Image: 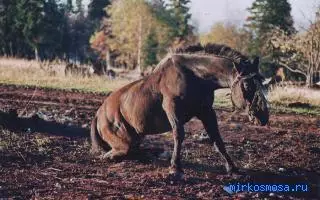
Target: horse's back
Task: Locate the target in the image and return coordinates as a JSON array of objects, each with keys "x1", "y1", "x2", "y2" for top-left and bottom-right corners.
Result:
[{"x1": 101, "y1": 77, "x2": 171, "y2": 135}]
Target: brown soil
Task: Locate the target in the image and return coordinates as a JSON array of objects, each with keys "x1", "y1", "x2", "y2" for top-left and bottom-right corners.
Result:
[{"x1": 0, "y1": 83, "x2": 319, "y2": 200}]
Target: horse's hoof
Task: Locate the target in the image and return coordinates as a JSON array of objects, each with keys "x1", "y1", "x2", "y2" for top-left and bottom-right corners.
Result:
[
  {"x1": 99, "y1": 151, "x2": 114, "y2": 160},
  {"x1": 90, "y1": 148, "x2": 101, "y2": 156}
]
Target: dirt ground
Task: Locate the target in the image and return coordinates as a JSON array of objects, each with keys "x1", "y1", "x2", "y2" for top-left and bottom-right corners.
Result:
[{"x1": 0, "y1": 83, "x2": 319, "y2": 200}]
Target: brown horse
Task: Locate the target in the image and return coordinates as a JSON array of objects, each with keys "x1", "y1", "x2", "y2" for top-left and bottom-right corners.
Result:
[{"x1": 90, "y1": 43, "x2": 269, "y2": 178}]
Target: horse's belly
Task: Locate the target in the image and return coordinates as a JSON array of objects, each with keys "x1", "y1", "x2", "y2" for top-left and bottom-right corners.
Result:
[
  {"x1": 143, "y1": 114, "x2": 172, "y2": 134},
  {"x1": 120, "y1": 93, "x2": 171, "y2": 134},
  {"x1": 135, "y1": 106, "x2": 172, "y2": 135}
]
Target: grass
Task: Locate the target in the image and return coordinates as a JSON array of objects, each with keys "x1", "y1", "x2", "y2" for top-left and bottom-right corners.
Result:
[
  {"x1": 271, "y1": 105, "x2": 320, "y2": 115},
  {"x1": 268, "y1": 85, "x2": 320, "y2": 115},
  {"x1": 268, "y1": 85, "x2": 320, "y2": 106},
  {"x1": 0, "y1": 57, "x2": 130, "y2": 92},
  {"x1": 214, "y1": 87, "x2": 320, "y2": 116},
  {"x1": 214, "y1": 89, "x2": 233, "y2": 108}
]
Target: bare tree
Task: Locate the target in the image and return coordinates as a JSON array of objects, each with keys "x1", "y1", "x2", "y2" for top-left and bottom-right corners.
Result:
[{"x1": 267, "y1": 13, "x2": 320, "y2": 87}]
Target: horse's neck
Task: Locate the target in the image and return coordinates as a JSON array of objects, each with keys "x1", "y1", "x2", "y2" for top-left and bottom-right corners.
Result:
[{"x1": 178, "y1": 54, "x2": 234, "y2": 89}]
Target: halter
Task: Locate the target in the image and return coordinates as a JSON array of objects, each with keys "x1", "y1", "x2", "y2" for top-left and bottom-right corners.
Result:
[
  {"x1": 231, "y1": 69, "x2": 262, "y2": 114},
  {"x1": 231, "y1": 70, "x2": 258, "y2": 91}
]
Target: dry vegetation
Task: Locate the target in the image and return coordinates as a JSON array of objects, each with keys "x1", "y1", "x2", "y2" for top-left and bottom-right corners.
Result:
[
  {"x1": 268, "y1": 85, "x2": 320, "y2": 106},
  {"x1": 0, "y1": 57, "x2": 130, "y2": 92}
]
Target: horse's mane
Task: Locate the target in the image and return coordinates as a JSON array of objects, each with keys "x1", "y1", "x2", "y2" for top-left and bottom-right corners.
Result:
[{"x1": 175, "y1": 43, "x2": 248, "y2": 63}]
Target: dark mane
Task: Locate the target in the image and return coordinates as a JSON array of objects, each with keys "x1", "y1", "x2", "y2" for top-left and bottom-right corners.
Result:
[{"x1": 175, "y1": 43, "x2": 248, "y2": 63}]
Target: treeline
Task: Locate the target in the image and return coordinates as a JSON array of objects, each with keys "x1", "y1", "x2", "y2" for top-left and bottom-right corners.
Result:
[
  {"x1": 0, "y1": 0, "x2": 319, "y2": 86},
  {"x1": 0, "y1": 0, "x2": 108, "y2": 62},
  {"x1": 90, "y1": 0, "x2": 194, "y2": 72},
  {"x1": 0, "y1": 0, "x2": 194, "y2": 69}
]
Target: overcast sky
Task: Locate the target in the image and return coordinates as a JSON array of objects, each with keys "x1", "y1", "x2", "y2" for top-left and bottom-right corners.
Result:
[
  {"x1": 189, "y1": 0, "x2": 320, "y2": 33},
  {"x1": 83, "y1": 0, "x2": 320, "y2": 33}
]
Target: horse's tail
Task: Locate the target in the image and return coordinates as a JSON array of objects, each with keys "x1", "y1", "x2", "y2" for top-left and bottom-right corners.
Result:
[{"x1": 90, "y1": 92, "x2": 112, "y2": 155}]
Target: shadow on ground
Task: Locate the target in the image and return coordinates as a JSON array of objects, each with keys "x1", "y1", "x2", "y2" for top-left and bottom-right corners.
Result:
[{"x1": 0, "y1": 110, "x2": 89, "y2": 138}]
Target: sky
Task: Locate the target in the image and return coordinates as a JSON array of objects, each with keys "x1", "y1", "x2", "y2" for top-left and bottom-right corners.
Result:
[
  {"x1": 189, "y1": 0, "x2": 320, "y2": 33},
  {"x1": 83, "y1": 0, "x2": 320, "y2": 33}
]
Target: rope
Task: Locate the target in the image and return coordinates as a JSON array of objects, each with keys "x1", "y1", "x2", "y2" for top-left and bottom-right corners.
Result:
[{"x1": 19, "y1": 85, "x2": 38, "y2": 117}]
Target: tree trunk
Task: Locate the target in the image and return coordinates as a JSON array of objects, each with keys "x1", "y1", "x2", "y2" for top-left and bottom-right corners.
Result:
[
  {"x1": 137, "y1": 16, "x2": 142, "y2": 74},
  {"x1": 9, "y1": 42, "x2": 13, "y2": 57},
  {"x1": 306, "y1": 74, "x2": 311, "y2": 87},
  {"x1": 34, "y1": 47, "x2": 39, "y2": 61},
  {"x1": 306, "y1": 71, "x2": 314, "y2": 88},
  {"x1": 106, "y1": 49, "x2": 111, "y2": 71},
  {"x1": 2, "y1": 47, "x2": 6, "y2": 57}
]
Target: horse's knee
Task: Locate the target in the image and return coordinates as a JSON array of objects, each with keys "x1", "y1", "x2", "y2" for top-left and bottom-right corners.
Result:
[{"x1": 100, "y1": 149, "x2": 129, "y2": 161}]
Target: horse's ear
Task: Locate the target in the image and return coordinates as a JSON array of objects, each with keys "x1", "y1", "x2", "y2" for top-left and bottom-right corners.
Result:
[
  {"x1": 253, "y1": 56, "x2": 260, "y2": 68},
  {"x1": 236, "y1": 59, "x2": 249, "y2": 74}
]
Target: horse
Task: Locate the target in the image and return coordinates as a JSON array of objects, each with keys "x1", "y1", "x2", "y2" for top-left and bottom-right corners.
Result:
[{"x1": 90, "y1": 43, "x2": 269, "y2": 178}]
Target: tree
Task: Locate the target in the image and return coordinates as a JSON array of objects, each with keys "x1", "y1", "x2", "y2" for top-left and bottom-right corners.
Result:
[
  {"x1": 16, "y1": 0, "x2": 45, "y2": 60},
  {"x1": 167, "y1": 0, "x2": 192, "y2": 43},
  {"x1": 41, "y1": 0, "x2": 65, "y2": 59},
  {"x1": 58, "y1": 0, "x2": 93, "y2": 63},
  {"x1": 0, "y1": 0, "x2": 19, "y2": 56},
  {"x1": 88, "y1": 0, "x2": 111, "y2": 29},
  {"x1": 108, "y1": 0, "x2": 154, "y2": 71},
  {"x1": 200, "y1": 22, "x2": 251, "y2": 54},
  {"x1": 68, "y1": 14, "x2": 92, "y2": 63},
  {"x1": 91, "y1": 0, "x2": 174, "y2": 72},
  {"x1": 143, "y1": 30, "x2": 159, "y2": 67},
  {"x1": 66, "y1": 0, "x2": 73, "y2": 12},
  {"x1": 75, "y1": 0, "x2": 84, "y2": 16},
  {"x1": 148, "y1": 0, "x2": 177, "y2": 55},
  {"x1": 246, "y1": 0, "x2": 295, "y2": 55},
  {"x1": 90, "y1": 22, "x2": 112, "y2": 72},
  {"x1": 267, "y1": 13, "x2": 320, "y2": 87},
  {"x1": 0, "y1": 0, "x2": 95, "y2": 62}
]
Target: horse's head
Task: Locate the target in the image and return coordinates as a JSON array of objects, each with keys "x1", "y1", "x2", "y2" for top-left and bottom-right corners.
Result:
[{"x1": 231, "y1": 57, "x2": 269, "y2": 126}]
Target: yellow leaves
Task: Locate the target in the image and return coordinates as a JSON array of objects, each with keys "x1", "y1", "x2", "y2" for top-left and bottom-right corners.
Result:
[
  {"x1": 104, "y1": 0, "x2": 173, "y2": 68},
  {"x1": 90, "y1": 31, "x2": 110, "y2": 58},
  {"x1": 90, "y1": 0, "x2": 176, "y2": 69},
  {"x1": 108, "y1": 0, "x2": 154, "y2": 44},
  {"x1": 200, "y1": 22, "x2": 250, "y2": 54}
]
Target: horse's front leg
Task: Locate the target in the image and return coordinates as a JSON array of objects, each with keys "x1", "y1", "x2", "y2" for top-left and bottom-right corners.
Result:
[
  {"x1": 162, "y1": 98, "x2": 185, "y2": 179},
  {"x1": 198, "y1": 108, "x2": 238, "y2": 174}
]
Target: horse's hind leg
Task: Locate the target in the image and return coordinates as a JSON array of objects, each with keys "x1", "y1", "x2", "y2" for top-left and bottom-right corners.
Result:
[
  {"x1": 99, "y1": 124, "x2": 140, "y2": 160},
  {"x1": 90, "y1": 116, "x2": 110, "y2": 155},
  {"x1": 197, "y1": 108, "x2": 237, "y2": 174}
]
